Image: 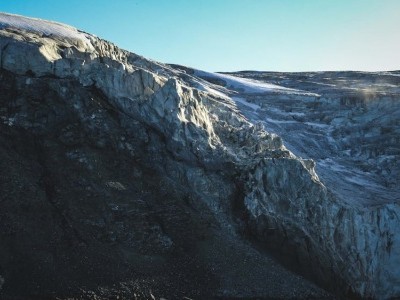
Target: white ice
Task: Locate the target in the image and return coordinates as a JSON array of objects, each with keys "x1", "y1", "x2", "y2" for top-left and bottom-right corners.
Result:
[
  {"x1": 194, "y1": 69, "x2": 317, "y2": 96},
  {"x1": 0, "y1": 12, "x2": 91, "y2": 44}
]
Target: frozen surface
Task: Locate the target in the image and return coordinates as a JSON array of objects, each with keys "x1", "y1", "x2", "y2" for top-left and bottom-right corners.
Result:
[
  {"x1": 194, "y1": 69, "x2": 318, "y2": 96},
  {"x1": 232, "y1": 97, "x2": 261, "y2": 111},
  {"x1": 0, "y1": 12, "x2": 91, "y2": 44},
  {"x1": 194, "y1": 69, "x2": 400, "y2": 207}
]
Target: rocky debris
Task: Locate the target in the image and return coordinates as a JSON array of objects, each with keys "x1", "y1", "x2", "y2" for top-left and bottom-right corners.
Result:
[{"x1": 0, "y1": 12, "x2": 399, "y2": 299}]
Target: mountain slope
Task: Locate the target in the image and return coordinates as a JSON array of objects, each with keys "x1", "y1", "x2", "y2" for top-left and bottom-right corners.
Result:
[{"x1": 0, "y1": 12, "x2": 399, "y2": 299}]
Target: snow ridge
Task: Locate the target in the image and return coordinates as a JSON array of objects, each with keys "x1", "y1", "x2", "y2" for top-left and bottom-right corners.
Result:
[
  {"x1": 194, "y1": 69, "x2": 319, "y2": 96},
  {"x1": 0, "y1": 12, "x2": 91, "y2": 44}
]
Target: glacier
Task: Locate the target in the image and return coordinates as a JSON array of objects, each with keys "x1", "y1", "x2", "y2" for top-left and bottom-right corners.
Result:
[{"x1": 0, "y1": 12, "x2": 399, "y2": 299}]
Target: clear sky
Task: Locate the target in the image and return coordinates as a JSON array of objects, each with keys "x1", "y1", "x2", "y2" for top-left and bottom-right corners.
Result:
[{"x1": 1, "y1": 0, "x2": 399, "y2": 72}]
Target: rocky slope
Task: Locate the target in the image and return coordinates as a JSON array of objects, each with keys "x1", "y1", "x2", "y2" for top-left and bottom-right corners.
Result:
[{"x1": 0, "y1": 12, "x2": 399, "y2": 299}]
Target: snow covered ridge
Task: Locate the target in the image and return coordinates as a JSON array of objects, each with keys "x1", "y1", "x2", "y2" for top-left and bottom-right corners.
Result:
[
  {"x1": 0, "y1": 12, "x2": 92, "y2": 45},
  {"x1": 194, "y1": 69, "x2": 320, "y2": 96}
]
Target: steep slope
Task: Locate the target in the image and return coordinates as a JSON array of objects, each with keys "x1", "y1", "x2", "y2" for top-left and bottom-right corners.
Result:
[
  {"x1": 0, "y1": 12, "x2": 399, "y2": 299},
  {"x1": 186, "y1": 68, "x2": 400, "y2": 298},
  {"x1": 0, "y1": 13, "x2": 332, "y2": 299}
]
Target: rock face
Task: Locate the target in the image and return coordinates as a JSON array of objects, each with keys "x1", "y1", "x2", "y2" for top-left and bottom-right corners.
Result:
[{"x1": 0, "y1": 12, "x2": 399, "y2": 299}]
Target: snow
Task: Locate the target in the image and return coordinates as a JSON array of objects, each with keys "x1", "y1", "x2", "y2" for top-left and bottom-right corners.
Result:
[
  {"x1": 317, "y1": 158, "x2": 347, "y2": 172},
  {"x1": 0, "y1": 12, "x2": 91, "y2": 45},
  {"x1": 287, "y1": 112, "x2": 306, "y2": 117},
  {"x1": 345, "y1": 175, "x2": 373, "y2": 186},
  {"x1": 201, "y1": 84, "x2": 231, "y2": 100},
  {"x1": 232, "y1": 97, "x2": 261, "y2": 111},
  {"x1": 264, "y1": 117, "x2": 297, "y2": 125},
  {"x1": 194, "y1": 69, "x2": 318, "y2": 96},
  {"x1": 308, "y1": 81, "x2": 337, "y2": 87},
  {"x1": 304, "y1": 122, "x2": 330, "y2": 129}
]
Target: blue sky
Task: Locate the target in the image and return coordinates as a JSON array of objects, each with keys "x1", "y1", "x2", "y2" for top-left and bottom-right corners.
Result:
[{"x1": 1, "y1": 0, "x2": 399, "y2": 72}]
